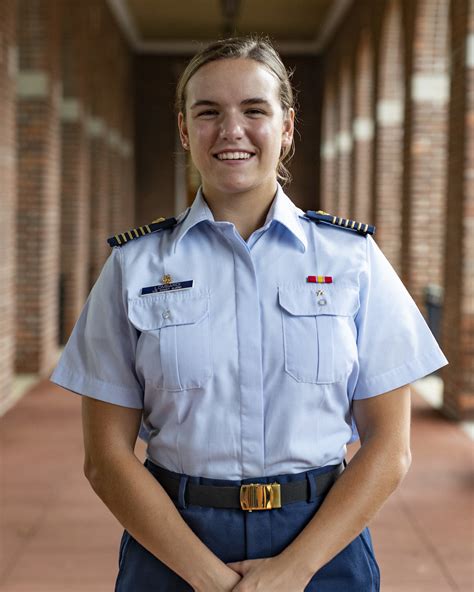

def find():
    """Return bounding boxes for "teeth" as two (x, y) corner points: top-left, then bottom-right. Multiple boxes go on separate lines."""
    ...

(217, 152), (252, 160)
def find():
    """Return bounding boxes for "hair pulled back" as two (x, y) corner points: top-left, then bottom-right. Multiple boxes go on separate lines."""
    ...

(176, 36), (296, 186)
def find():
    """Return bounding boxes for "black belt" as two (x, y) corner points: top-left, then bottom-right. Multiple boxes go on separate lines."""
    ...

(147, 461), (344, 511)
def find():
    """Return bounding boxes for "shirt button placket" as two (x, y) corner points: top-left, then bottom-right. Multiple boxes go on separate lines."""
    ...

(232, 239), (265, 477)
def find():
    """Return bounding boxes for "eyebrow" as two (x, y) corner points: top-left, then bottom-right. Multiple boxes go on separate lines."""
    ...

(190, 98), (271, 109)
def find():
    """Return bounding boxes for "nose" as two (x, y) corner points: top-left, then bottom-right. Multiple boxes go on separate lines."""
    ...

(219, 112), (243, 141)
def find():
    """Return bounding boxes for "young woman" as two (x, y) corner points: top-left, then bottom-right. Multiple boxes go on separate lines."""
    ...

(51, 36), (447, 591)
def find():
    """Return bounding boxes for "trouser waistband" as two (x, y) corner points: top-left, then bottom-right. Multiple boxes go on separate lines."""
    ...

(146, 460), (344, 511)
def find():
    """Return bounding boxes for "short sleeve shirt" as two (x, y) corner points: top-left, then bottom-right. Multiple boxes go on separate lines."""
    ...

(51, 185), (448, 479)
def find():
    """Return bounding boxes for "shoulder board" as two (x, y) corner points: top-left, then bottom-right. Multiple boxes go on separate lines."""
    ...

(107, 216), (178, 247)
(305, 210), (375, 236)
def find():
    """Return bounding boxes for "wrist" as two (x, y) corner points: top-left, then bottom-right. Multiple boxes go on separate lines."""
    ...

(190, 560), (240, 592)
(276, 547), (319, 585)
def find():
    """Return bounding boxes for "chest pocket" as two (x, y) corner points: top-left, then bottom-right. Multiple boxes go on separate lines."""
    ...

(128, 290), (212, 391)
(278, 285), (359, 384)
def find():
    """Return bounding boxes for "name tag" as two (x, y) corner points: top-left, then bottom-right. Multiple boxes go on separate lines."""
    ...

(141, 280), (194, 295)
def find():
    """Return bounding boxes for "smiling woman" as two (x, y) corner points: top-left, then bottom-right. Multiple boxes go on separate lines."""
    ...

(177, 58), (294, 216)
(50, 35), (447, 592)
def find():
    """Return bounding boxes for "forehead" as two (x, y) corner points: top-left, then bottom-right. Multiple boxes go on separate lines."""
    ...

(185, 58), (280, 105)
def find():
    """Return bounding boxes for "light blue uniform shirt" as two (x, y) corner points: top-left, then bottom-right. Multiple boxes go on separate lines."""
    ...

(51, 184), (447, 479)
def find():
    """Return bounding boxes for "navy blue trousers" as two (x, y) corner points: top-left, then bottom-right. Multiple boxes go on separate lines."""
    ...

(115, 461), (380, 591)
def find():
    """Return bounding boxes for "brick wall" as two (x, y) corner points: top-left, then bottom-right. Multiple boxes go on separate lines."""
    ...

(352, 32), (374, 222)
(405, 0), (449, 307)
(321, 82), (337, 213)
(375, 0), (405, 272)
(320, 0), (474, 417)
(441, 0), (474, 419)
(16, 0), (61, 374)
(0, 0), (17, 406)
(60, 0), (89, 341)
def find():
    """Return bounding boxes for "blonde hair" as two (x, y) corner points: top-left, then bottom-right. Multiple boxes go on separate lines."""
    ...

(176, 36), (296, 185)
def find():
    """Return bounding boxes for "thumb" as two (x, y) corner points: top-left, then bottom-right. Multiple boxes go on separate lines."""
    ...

(227, 561), (245, 575)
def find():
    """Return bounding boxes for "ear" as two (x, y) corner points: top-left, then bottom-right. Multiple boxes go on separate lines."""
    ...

(281, 108), (295, 149)
(178, 112), (189, 149)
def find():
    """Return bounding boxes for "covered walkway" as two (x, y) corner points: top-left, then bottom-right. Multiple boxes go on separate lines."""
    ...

(0, 381), (472, 592)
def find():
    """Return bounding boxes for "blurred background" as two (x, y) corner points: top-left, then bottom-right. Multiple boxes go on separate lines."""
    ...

(0, 0), (473, 590)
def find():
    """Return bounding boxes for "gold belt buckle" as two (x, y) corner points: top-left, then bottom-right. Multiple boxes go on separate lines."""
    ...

(240, 482), (281, 511)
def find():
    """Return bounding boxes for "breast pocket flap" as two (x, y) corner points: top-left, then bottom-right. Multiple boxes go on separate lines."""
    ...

(278, 285), (358, 317)
(128, 292), (209, 331)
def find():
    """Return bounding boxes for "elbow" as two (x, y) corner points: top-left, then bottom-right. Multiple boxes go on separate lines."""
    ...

(392, 447), (412, 488)
(401, 447), (412, 476)
(83, 453), (107, 492)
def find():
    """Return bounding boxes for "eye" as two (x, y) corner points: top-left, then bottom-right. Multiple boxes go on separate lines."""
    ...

(197, 109), (218, 118)
(245, 108), (266, 116)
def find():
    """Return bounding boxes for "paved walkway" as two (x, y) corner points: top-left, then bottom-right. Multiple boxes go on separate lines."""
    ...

(1, 380), (473, 591)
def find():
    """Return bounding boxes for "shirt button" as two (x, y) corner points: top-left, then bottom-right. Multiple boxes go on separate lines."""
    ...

(318, 299), (327, 306)
(162, 309), (171, 319)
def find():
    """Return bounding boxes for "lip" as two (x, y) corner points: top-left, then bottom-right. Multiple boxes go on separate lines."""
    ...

(213, 149), (255, 157)
(213, 150), (256, 166)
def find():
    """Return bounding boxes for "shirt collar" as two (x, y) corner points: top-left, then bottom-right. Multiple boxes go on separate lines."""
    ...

(173, 183), (308, 252)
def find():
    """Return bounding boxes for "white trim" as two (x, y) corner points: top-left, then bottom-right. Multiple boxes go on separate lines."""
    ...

(17, 71), (49, 98)
(86, 116), (105, 138)
(0, 374), (38, 417)
(106, 0), (355, 55)
(108, 128), (121, 149)
(413, 376), (474, 442)
(376, 99), (404, 126)
(321, 140), (336, 159)
(314, 0), (354, 52)
(106, 0), (140, 49)
(467, 33), (474, 68)
(336, 130), (353, 153)
(120, 139), (132, 157)
(353, 117), (374, 141)
(411, 73), (450, 104)
(460, 421), (474, 440)
(61, 97), (82, 121)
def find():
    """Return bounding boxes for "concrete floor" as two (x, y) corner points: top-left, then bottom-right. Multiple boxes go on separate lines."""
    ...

(0, 380), (473, 592)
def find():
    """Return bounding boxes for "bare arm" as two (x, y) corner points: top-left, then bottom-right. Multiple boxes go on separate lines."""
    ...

(82, 396), (241, 592)
(278, 384), (412, 582)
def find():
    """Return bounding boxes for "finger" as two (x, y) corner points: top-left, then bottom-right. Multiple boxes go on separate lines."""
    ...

(227, 561), (244, 575)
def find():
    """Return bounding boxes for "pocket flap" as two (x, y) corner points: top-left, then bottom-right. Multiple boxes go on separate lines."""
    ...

(278, 285), (358, 317)
(128, 290), (209, 330)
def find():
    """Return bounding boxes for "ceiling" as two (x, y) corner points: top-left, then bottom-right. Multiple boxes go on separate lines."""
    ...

(107, 0), (353, 54)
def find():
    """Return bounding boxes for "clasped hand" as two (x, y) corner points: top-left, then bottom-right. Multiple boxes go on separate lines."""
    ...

(226, 556), (308, 591)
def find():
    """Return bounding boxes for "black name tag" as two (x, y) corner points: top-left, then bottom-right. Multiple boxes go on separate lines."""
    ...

(141, 280), (193, 295)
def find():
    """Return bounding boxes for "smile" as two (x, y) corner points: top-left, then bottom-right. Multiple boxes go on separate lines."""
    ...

(214, 151), (255, 160)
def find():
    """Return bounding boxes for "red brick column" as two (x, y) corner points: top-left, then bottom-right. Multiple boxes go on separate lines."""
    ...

(85, 1), (112, 287)
(336, 65), (353, 215)
(441, 0), (474, 419)
(84, 0), (135, 288)
(87, 122), (110, 287)
(320, 81), (337, 213)
(16, 0), (61, 374)
(353, 31), (374, 223)
(374, 0), (405, 272)
(0, 0), (17, 406)
(405, 0), (449, 307)
(59, 1), (90, 342)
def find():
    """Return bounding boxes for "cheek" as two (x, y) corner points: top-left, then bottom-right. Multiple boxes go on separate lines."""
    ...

(189, 123), (214, 149)
(254, 124), (283, 158)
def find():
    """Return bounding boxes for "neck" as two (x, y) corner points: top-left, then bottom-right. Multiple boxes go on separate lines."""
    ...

(202, 182), (278, 241)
